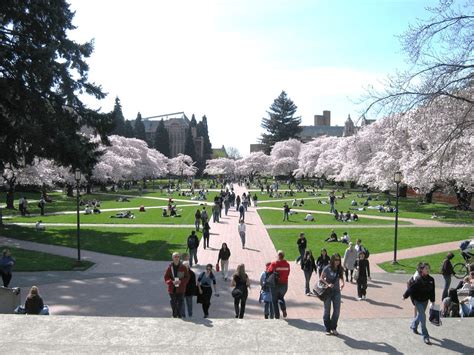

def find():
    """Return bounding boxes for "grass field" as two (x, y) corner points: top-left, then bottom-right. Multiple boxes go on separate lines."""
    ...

(257, 208), (410, 225)
(256, 193), (473, 223)
(0, 245), (93, 271)
(0, 225), (201, 261)
(378, 250), (467, 275)
(266, 227), (473, 261)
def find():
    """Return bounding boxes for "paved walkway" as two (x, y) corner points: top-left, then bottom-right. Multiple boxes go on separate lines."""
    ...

(1, 315), (472, 354)
(0, 185), (466, 321)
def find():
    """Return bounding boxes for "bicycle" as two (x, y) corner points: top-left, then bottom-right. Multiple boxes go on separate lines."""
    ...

(453, 253), (472, 279)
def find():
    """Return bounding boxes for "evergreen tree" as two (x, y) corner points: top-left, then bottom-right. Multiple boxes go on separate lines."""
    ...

(154, 119), (171, 157)
(184, 128), (197, 162)
(134, 112), (147, 142)
(197, 115), (213, 157)
(123, 120), (135, 138)
(111, 97), (126, 136)
(260, 91), (301, 154)
(190, 114), (197, 128)
(0, 0), (113, 172)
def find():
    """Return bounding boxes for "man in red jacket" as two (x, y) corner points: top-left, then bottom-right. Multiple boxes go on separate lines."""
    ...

(164, 252), (190, 318)
(268, 250), (290, 319)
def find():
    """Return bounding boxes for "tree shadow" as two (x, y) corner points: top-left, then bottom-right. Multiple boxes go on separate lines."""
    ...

(338, 334), (403, 354)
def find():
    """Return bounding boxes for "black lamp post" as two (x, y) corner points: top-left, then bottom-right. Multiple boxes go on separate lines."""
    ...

(75, 168), (81, 263)
(392, 171), (402, 264)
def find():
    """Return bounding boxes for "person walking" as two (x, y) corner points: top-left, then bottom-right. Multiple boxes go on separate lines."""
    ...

(316, 248), (330, 278)
(0, 249), (15, 287)
(182, 261), (196, 318)
(440, 252), (455, 301)
(238, 220), (246, 249)
(212, 201), (220, 223)
(236, 195), (241, 211)
(238, 203), (245, 223)
(231, 264), (250, 318)
(200, 207), (208, 225)
(354, 251), (371, 300)
(301, 250), (317, 295)
(268, 250), (290, 319)
(403, 262), (435, 345)
(197, 264), (219, 318)
(260, 262), (274, 319)
(38, 195), (46, 216)
(224, 196), (231, 216)
(296, 233), (307, 264)
(320, 253), (345, 335)
(253, 193), (258, 207)
(164, 252), (189, 318)
(242, 194), (248, 211)
(343, 242), (357, 282)
(202, 222), (211, 249)
(217, 243), (231, 281)
(194, 208), (201, 232)
(187, 231), (200, 267)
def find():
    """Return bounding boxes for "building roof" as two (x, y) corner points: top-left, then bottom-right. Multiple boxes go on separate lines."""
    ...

(212, 146), (228, 158)
(141, 112), (189, 134)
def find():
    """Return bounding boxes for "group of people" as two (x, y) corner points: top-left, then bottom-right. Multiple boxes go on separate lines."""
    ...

(334, 210), (359, 222)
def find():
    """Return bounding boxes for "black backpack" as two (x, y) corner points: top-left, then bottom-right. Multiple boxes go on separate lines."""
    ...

(187, 236), (197, 249)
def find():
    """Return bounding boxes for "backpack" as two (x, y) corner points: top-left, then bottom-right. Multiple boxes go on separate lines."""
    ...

(264, 271), (279, 289)
(364, 248), (370, 259)
(460, 240), (470, 250)
(187, 236), (197, 249)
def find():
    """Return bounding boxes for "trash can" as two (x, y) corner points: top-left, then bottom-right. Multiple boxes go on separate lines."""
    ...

(0, 287), (21, 313)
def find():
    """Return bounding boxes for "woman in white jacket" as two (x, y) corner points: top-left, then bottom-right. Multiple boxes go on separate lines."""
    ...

(343, 243), (357, 282)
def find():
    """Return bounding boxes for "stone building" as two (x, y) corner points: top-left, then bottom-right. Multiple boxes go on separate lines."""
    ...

(141, 112), (204, 159)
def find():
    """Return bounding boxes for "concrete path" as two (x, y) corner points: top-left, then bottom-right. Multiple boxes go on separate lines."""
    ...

(1, 315), (472, 354)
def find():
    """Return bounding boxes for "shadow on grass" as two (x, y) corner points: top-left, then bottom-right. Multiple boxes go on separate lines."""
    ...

(0, 225), (187, 261)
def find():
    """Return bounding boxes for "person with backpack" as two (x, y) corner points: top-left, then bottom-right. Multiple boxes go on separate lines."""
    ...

(320, 253), (345, 335)
(202, 222), (211, 249)
(403, 262), (435, 345)
(268, 250), (290, 319)
(197, 264), (219, 318)
(187, 231), (200, 267)
(355, 239), (369, 259)
(164, 252), (189, 318)
(217, 243), (231, 281)
(301, 250), (317, 295)
(440, 252), (455, 301)
(200, 207), (209, 225)
(231, 264), (250, 318)
(354, 251), (371, 300)
(259, 262), (274, 319)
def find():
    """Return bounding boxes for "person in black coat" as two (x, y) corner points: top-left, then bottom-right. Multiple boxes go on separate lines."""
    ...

(354, 251), (371, 300)
(182, 261), (197, 318)
(296, 233), (307, 264)
(316, 248), (330, 277)
(301, 250), (317, 295)
(440, 252), (455, 301)
(403, 262), (435, 345)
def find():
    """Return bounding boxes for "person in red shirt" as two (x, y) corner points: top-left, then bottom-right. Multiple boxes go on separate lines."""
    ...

(268, 250), (290, 319)
(164, 252), (189, 318)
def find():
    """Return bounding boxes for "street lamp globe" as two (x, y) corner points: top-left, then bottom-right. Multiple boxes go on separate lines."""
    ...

(75, 168), (81, 182)
(394, 171), (402, 184)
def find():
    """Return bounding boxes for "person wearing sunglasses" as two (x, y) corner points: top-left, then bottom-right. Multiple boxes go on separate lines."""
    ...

(197, 264), (219, 318)
(320, 253), (345, 336)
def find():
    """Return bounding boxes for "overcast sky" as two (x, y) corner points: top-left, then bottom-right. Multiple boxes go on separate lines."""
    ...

(68, 0), (433, 155)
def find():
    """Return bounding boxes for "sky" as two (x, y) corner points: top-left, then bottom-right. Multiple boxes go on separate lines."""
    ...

(68, 0), (434, 156)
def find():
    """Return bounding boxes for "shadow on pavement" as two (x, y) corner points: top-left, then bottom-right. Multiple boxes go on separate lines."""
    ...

(431, 337), (473, 353)
(364, 298), (402, 309)
(370, 280), (392, 286)
(243, 247), (261, 252)
(284, 319), (325, 332)
(338, 334), (403, 354)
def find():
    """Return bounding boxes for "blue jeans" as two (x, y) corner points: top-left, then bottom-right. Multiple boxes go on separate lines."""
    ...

(304, 270), (313, 294)
(272, 283), (288, 319)
(411, 300), (429, 339)
(442, 274), (451, 301)
(323, 288), (341, 331)
(189, 248), (198, 267)
(194, 219), (200, 231)
(182, 295), (193, 317)
(264, 301), (274, 319)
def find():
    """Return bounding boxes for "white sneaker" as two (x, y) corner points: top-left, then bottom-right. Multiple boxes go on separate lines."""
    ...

(357, 297), (362, 301)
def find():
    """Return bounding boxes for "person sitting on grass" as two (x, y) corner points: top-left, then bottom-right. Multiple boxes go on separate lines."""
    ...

(170, 206), (181, 217)
(35, 221), (45, 231)
(325, 230), (338, 242)
(93, 206), (101, 214)
(139, 205), (146, 212)
(299, 199), (305, 206)
(341, 232), (350, 244)
(111, 210), (135, 219)
(352, 213), (359, 221)
(162, 208), (169, 217)
(304, 213), (315, 222)
(84, 206), (92, 215)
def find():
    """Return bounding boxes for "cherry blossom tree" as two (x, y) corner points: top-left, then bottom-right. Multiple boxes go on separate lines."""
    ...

(204, 158), (236, 176)
(234, 152), (272, 179)
(270, 139), (301, 177)
(168, 154), (198, 179)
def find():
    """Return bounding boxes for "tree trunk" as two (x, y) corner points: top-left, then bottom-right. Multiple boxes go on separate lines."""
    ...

(424, 191), (434, 203)
(66, 185), (74, 197)
(399, 185), (407, 198)
(86, 183), (92, 195)
(456, 189), (473, 210)
(6, 188), (15, 209)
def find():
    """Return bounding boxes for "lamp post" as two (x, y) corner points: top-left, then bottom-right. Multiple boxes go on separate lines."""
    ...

(392, 171), (402, 264)
(75, 168), (81, 264)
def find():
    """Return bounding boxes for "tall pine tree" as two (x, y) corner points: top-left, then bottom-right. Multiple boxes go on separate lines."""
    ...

(134, 112), (147, 142)
(123, 120), (135, 138)
(184, 128), (197, 162)
(111, 97), (126, 136)
(260, 91), (301, 153)
(154, 119), (171, 157)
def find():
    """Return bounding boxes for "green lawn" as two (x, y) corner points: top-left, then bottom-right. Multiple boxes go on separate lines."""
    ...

(257, 208), (411, 225)
(257, 193), (473, 223)
(378, 250), (466, 275)
(266, 227), (473, 261)
(5, 204), (202, 225)
(0, 225), (200, 261)
(0, 245), (93, 271)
